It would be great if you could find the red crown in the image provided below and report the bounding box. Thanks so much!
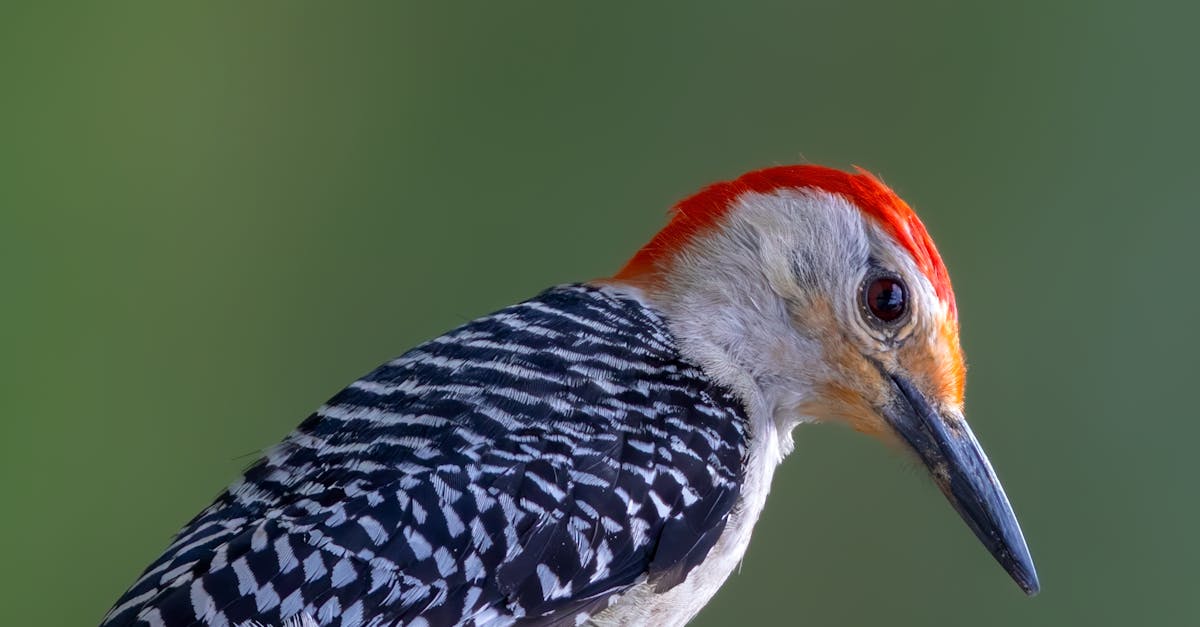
[617,165,956,317]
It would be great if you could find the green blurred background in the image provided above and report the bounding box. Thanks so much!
[2,2,1197,625]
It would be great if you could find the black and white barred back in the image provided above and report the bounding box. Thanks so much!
[102,284,751,627]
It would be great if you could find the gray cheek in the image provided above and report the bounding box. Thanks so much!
[790,249,825,291]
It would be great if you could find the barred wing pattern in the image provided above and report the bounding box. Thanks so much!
[102,284,751,627]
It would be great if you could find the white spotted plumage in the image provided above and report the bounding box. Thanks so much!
[103,284,751,627]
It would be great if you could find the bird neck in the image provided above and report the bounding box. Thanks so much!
[597,274,815,467]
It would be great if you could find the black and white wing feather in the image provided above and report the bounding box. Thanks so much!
[101,284,750,627]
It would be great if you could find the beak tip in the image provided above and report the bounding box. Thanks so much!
[1018,572,1041,597]
[1006,547,1040,596]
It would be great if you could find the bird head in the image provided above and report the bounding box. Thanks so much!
[610,165,1039,595]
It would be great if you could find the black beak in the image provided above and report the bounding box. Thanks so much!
[883,372,1040,595]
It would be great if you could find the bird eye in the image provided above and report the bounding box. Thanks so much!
[862,274,908,324]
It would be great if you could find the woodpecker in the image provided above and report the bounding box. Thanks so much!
[102,165,1038,627]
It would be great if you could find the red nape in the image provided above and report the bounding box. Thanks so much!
[614,165,956,316]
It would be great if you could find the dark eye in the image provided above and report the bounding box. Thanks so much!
[863,275,908,323]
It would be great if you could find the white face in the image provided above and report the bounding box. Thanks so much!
[614,181,1036,595]
[642,188,962,441]
[616,181,1037,595]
